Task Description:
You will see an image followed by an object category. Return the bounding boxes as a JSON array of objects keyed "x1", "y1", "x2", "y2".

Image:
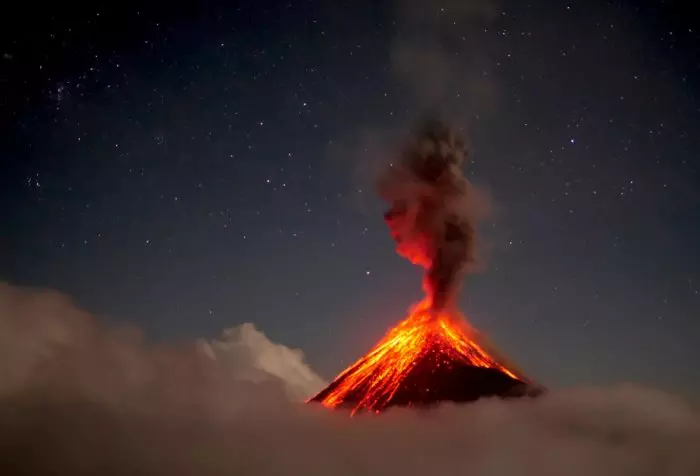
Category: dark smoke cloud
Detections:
[
  {"x1": 328, "y1": 0, "x2": 502, "y2": 191},
  {"x1": 322, "y1": 0, "x2": 506, "y2": 252},
  {"x1": 378, "y1": 120, "x2": 489, "y2": 310},
  {"x1": 1, "y1": 283, "x2": 700, "y2": 475},
  {"x1": 331, "y1": 0, "x2": 503, "y2": 280},
  {"x1": 358, "y1": 0, "x2": 511, "y2": 313}
]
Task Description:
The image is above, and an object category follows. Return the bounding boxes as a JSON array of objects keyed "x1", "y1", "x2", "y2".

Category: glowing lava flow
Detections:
[{"x1": 310, "y1": 298, "x2": 520, "y2": 415}]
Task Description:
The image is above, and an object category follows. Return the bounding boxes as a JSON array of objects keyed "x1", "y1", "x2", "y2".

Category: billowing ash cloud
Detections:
[
  {"x1": 378, "y1": 119, "x2": 488, "y2": 310},
  {"x1": 1, "y1": 282, "x2": 699, "y2": 475}
]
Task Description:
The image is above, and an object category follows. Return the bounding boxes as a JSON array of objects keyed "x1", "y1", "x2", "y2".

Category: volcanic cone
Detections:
[{"x1": 309, "y1": 121, "x2": 543, "y2": 414}]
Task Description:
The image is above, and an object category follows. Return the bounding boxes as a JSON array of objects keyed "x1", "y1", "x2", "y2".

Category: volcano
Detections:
[
  {"x1": 309, "y1": 299, "x2": 543, "y2": 415},
  {"x1": 309, "y1": 120, "x2": 543, "y2": 414}
]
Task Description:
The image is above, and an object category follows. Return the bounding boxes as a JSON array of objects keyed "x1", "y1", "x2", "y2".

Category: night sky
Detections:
[{"x1": 2, "y1": 1, "x2": 699, "y2": 399}]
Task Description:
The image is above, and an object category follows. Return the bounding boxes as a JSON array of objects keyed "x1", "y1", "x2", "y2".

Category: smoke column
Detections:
[{"x1": 377, "y1": 119, "x2": 481, "y2": 312}]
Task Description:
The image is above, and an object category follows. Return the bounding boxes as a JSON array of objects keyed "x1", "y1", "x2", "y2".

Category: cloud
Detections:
[
  {"x1": 197, "y1": 322, "x2": 326, "y2": 401},
  {"x1": 0, "y1": 282, "x2": 699, "y2": 475}
]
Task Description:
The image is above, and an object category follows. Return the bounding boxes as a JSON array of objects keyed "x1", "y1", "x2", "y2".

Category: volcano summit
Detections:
[{"x1": 309, "y1": 121, "x2": 543, "y2": 414}]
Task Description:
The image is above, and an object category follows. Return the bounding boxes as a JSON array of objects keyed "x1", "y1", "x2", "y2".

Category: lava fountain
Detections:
[{"x1": 309, "y1": 120, "x2": 543, "y2": 414}]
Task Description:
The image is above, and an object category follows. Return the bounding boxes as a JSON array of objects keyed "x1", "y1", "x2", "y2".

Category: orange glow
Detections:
[{"x1": 310, "y1": 298, "x2": 520, "y2": 415}]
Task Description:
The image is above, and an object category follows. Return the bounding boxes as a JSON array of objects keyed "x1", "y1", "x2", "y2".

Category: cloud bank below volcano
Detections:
[{"x1": 0, "y1": 282, "x2": 698, "y2": 476}]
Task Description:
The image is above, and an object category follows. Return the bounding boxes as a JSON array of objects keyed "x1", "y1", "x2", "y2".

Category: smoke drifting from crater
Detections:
[
  {"x1": 377, "y1": 120, "x2": 489, "y2": 311},
  {"x1": 390, "y1": 0, "x2": 500, "y2": 117}
]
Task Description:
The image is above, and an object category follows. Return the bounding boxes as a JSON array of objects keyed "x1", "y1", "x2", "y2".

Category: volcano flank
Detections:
[
  {"x1": 308, "y1": 300, "x2": 543, "y2": 414},
  {"x1": 312, "y1": 353, "x2": 535, "y2": 411}
]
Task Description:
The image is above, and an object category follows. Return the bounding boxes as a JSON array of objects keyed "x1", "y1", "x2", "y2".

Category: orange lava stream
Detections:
[{"x1": 313, "y1": 298, "x2": 519, "y2": 415}]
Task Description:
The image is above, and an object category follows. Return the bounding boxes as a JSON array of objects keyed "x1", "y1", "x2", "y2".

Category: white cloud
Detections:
[
  {"x1": 197, "y1": 322, "x2": 326, "y2": 401},
  {"x1": 0, "y1": 282, "x2": 698, "y2": 476}
]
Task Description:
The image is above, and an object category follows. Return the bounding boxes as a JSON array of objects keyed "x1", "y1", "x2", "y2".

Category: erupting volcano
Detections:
[{"x1": 309, "y1": 120, "x2": 543, "y2": 414}]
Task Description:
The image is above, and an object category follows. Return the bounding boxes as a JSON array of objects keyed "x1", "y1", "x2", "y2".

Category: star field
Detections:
[{"x1": 1, "y1": 0, "x2": 699, "y2": 398}]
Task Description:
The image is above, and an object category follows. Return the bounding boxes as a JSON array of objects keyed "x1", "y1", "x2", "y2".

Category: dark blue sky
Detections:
[{"x1": 2, "y1": 0, "x2": 698, "y2": 398}]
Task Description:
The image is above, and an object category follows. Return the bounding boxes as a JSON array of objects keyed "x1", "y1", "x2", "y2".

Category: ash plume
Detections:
[{"x1": 377, "y1": 119, "x2": 485, "y2": 311}]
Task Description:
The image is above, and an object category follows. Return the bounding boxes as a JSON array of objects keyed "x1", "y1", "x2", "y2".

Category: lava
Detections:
[{"x1": 309, "y1": 298, "x2": 523, "y2": 415}]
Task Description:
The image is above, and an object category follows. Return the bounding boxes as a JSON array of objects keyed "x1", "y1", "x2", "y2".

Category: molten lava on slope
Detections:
[{"x1": 309, "y1": 299, "x2": 541, "y2": 414}]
